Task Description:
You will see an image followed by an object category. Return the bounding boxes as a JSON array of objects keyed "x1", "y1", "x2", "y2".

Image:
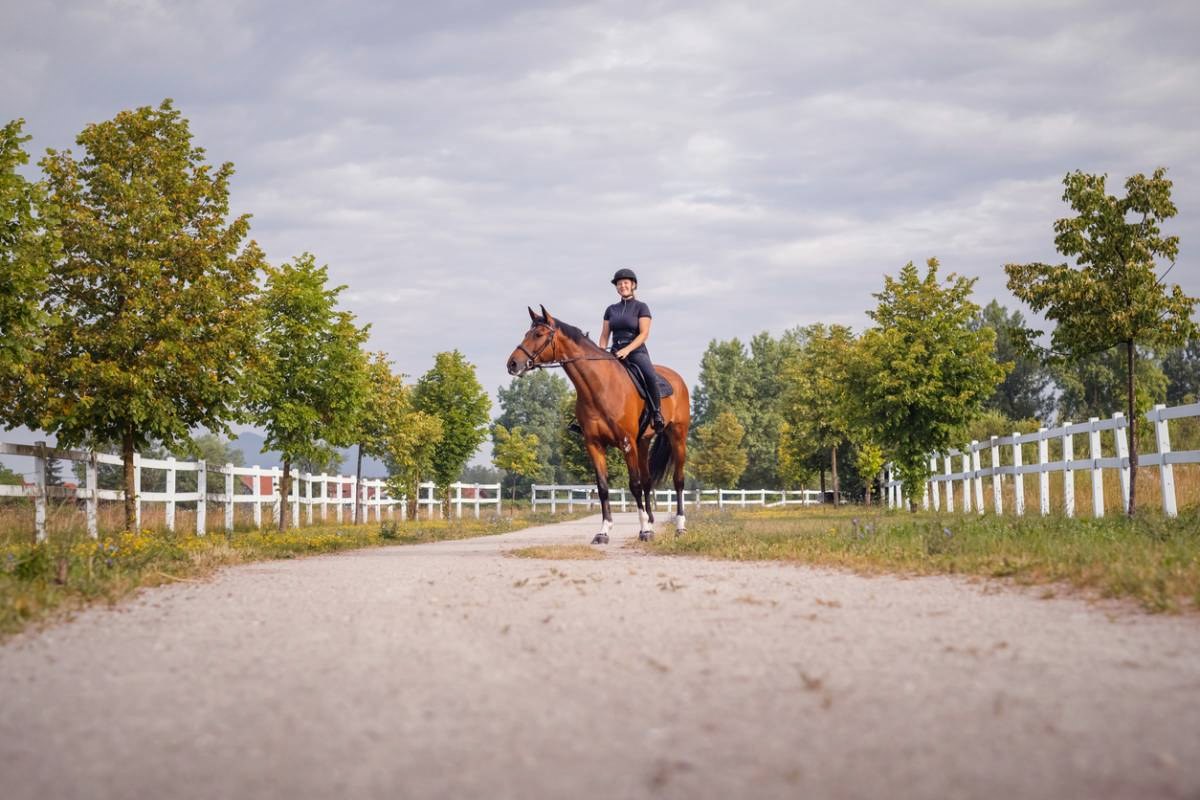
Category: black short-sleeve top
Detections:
[{"x1": 604, "y1": 298, "x2": 652, "y2": 352}]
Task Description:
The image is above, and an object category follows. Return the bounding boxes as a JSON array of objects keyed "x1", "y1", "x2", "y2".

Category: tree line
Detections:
[{"x1": 1, "y1": 101, "x2": 493, "y2": 531}]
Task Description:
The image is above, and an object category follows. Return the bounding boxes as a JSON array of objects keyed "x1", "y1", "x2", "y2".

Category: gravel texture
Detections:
[{"x1": 2, "y1": 511, "x2": 1198, "y2": 800}]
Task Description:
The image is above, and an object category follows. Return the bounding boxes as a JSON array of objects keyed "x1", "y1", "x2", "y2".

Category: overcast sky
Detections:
[{"x1": 3, "y1": 0, "x2": 1199, "y2": 458}]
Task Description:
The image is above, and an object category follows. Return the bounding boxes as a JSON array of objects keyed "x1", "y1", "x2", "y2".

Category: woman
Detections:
[{"x1": 599, "y1": 267, "x2": 666, "y2": 432}]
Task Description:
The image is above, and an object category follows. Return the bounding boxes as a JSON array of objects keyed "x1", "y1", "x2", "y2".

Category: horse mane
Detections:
[{"x1": 546, "y1": 316, "x2": 614, "y2": 359}]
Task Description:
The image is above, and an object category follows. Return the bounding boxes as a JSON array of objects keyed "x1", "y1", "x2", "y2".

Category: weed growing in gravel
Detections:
[
  {"x1": 643, "y1": 507, "x2": 1200, "y2": 613},
  {"x1": 508, "y1": 545, "x2": 605, "y2": 560}
]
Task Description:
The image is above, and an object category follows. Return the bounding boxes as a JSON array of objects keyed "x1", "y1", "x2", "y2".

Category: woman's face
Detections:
[{"x1": 614, "y1": 278, "x2": 635, "y2": 298}]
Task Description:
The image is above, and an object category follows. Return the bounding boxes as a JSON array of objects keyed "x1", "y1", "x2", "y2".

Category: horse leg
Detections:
[
  {"x1": 586, "y1": 440, "x2": 612, "y2": 545},
  {"x1": 638, "y1": 442, "x2": 656, "y2": 524},
  {"x1": 627, "y1": 444, "x2": 654, "y2": 541},
  {"x1": 672, "y1": 427, "x2": 688, "y2": 535}
]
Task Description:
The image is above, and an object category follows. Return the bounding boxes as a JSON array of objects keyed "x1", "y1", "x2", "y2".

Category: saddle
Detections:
[{"x1": 622, "y1": 362, "x2": 674, "y2": 400}]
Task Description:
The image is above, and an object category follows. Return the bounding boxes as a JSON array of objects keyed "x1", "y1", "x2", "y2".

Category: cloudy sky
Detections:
[{"x1": 4, "y1": 0, "x2": 1199, "y2": 454}]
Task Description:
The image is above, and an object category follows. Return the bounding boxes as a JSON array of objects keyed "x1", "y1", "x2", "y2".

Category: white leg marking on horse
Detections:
[
  {"x1": 638, "y1": 508, "x2": 649, "y2": 531},
  {"x1": 601, "y1": 518, "x2": 613, "y2": 535},
  {"x1": 675, "y1": 514, "x2": 686, "y2": 532}
]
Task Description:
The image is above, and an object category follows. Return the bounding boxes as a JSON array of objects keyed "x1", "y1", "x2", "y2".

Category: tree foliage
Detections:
[
  {"x1": 0, "y1": 118, "x2": 56, "y2": 417},
  {"x1": 1163, "y1": 340, "x2": 1200, "y2": 405},
  {"x1": 494, "y1": 371, "x2": 572, "y2": 488},
  {"x1": 689, "y1": 410, "x2": 748, "y2": 488},
  {"x1": 1005, "y1": 168, "x2": 1196, "y2": 514},
  {"x1": 251, "y1": 252, "x2": 370, "y2": 529},
  {"x1": 852, "y1": 258, "x2": 1005, "y2": 496},
  {"x1": 413, "y1": 351, "x2": 491, "y2": 506},
  {"x1": 972, "y1": 300, "x2": 1053, "y2": 422},
  {"x1": 32, "y1": 100, "x2": 265, "y2": 529},
  {"x1": 1054, "y1": 345, "x2": 1166, "y2": 425},
  {"x1": 492, "y1": 424, "x2": 541, "y2": 506}
]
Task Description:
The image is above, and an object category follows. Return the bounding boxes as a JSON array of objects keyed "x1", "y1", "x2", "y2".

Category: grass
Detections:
[
  {"x1": 642, "y1": 506, "x2": 1200, "y2": 613},
  {"x1": 507, "y1": 544, "x2": 606, "y2": 560},
  {"x1": 0, "y1": 509, "x2": 565, "y2": 640}
]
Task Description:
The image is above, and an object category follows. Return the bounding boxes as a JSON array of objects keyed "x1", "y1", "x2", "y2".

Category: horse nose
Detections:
[{"x1": 507, "y1": 358, "x2": 518, "y2": 374}]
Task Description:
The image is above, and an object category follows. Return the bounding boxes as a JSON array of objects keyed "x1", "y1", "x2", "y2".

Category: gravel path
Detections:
[{"x1": 2, "y1": 512, "x2": 1199, "y2": 800}]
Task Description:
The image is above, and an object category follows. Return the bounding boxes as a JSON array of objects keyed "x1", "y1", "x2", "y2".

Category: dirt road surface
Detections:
[{"x1": 2, "y1": 512, "x2": 1199, "y2": 799}]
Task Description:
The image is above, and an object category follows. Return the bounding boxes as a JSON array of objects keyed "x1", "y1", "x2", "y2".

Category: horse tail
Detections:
[{"x1": 649, "y1": 432, "x2": 674, "y2": 489}]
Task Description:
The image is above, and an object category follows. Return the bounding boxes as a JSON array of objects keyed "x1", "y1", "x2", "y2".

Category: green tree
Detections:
[
  {"x1": 251, "y1": 252, "x2": 370, "y2": 530},
  {"x1": 560, "y1": 393, "x2": 629, "y2": 486},
  {"x1": 492, "y1": 424, "x2": 541, "y2": 508},
  {"x1": 779, "y1": 324, "x2": 856, "y2": 502},
  {"x1": 494, "y1": 371, "x2": 572, "y2": 488},
  {"x1": 413, "y1": 351, "x2": 491, "y2": 513},
  {"x1": 689, "y1": 410, "x2": 748, "y2": 488},
  {"x1": 184, "y1": 432, "x2": 246, "y2": 467},
  {"x1": 1053, "y1": 345, "x2": 1166, "y2": 426},
  {"x1": 378, "y1": 388, "x2": 443, "y2": 520},
  {"x1": 1005, "y1": 168, "x2": 1197, "y2": 514},
  {"x1": 1163, "y1": 340, "x2": 1200, "y2": 405},
  {"x1": 0, "y1": 118, "x2": 56, "y2": 420},
  {"x1": 972, "y1": 300, "x2": 1054, "y2": 421},
  {"x1": 33, "y1": 100, "x2": 265, "y2": 530},
  {"x1": 0, "y1": 463, "x2": 21, "y2": 486},
  {"x1": 692, "y1": 338, "x2": 752, "y2": 428},
  {"x1": 852, "y1": 258, "x2": 1006, "y2": 502}
]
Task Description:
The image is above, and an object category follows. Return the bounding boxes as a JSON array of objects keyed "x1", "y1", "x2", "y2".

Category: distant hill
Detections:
[{"x1": 229, "y1": 432, "x2": 391, "y2": 478}]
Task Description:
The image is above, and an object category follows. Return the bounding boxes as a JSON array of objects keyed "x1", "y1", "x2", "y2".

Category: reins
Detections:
[{"x1": 518, "y1": 322, "x2": 617, "y2": 372}]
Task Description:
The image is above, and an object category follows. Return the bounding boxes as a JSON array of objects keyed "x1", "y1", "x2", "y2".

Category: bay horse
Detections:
[{"x1": 506, "y1": 306, "x2": 689, "y2": 544}]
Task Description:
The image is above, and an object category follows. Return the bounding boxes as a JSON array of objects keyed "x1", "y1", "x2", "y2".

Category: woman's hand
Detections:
[{"x1": 615, "y1": 347, "x2": 630, "y2": 360}]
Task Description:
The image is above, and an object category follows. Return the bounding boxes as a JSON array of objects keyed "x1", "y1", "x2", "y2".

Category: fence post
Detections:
[
  {"x1": 252, "y1": 466, "x2": 262, "y2": 528},
  {"x1": 336, "y1": 477, "x2": 344, "y2": 523},
  {"x1": 1062, "y1": 426, "x2": 1074, "y2": 518},
  {"x1": 33, "y1": 441, "x2": 47, "y2": 544},
  {"x1": 1037, "y1": 428, "x2": 1049, "y2": 516},
  {"x1": 475, "y1": 484, "x2": 481, "y2": 518},
  {"x1": 1114, "y1": 412, "x2": 1130, "y2": 513},
  {"x1": 165, "y1": 456, "x2": 177, "y2": 532},
  {"x1": 1153, "y1": 404, "x2": 1178, "y2": 517},
  {"x1": 929, "y1": 457, "x2": 940, "y2": 511},
  {"x1": 86, "y1": 451, "x2": 99, "y2": 539},
  {"x1": 307, "y1": 474, "x2": 314, "y2": 526},
  {"x1": 1087, "y1": 418, "x2": 1104, "y2": 518},
  {"x1": 196, "y1": 460, "x2": 206, "y2": 535},
  {"x1": 320, "y1": 473, "x2": 328, "y2": 522},
  {"x1": 272, "y1": 469, "x2": 281, "y2": 527},
  {"x1": 551, "y1": 485, "x2": 557, "y2": 514},
  {"x1": 224, "y1": 464, "x2": 235, "y2": 532},
  {"x1": 921, "y1": 472, "x2": 929, "y2": 511},
  {"x1": 957, "y1": 452, "x2": 970, "y2": 513},
  {"x1": 455, "y1": 483, "x2": 463, "y2": 518},
  {"x1": 971, "y1": 443, "x2": 984, "y2": 514},
  {"x1": 943, "y1": 455, "x2": 954, "y2": 512},
  {"x1": 291, "y1": 472, "x2": 300, "y2": 529},
  {"x1": 990, "y1": 436, "x2": 1002, "y2": 515},
  {"x1": 1012, "y1": 433, "x2": 1025, "y2": 516},
  {"x1": 133, "y1": 451, "x2": 142, "y2": 530}
]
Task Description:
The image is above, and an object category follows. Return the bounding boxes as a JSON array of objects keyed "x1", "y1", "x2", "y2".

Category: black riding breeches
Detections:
[{"x1": 622, "y1": 349, "x2": 661, "y2": 411}]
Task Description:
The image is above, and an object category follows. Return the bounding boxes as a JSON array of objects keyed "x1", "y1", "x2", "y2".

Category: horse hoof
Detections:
[
  {"x1": 591, "y1": 533, "x2": 609, "y2": 545},
  {"x1": 638, "y1": 530, "x2": 654, "y2": 542}
]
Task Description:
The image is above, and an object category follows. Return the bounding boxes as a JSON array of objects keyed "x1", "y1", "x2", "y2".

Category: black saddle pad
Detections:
[{"x1": 623, "y1": 364, "x2": 674, "y2": 399}]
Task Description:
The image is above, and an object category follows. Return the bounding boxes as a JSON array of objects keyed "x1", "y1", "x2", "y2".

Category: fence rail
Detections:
[
  {"x1": 0, "y1": 440, "x2": 501, "y2": 541},
  {"x1": 882, "y1": 401, "x2": 1200, "y2": 517},
  {"x1": 531, "y1": 485, "x2": 822, "y2": 513}
]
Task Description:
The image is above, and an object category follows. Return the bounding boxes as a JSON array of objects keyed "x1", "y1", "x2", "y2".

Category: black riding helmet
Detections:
[{"x1": 611, "y1": 268, "x2": 638, "y2": 286}]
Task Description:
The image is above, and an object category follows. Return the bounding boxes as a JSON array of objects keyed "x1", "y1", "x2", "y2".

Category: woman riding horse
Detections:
[{"x1": 506, "y1": 303, "x2": 690, "y2": 544}]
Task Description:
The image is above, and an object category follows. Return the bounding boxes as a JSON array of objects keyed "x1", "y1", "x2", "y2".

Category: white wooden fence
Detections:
[
  {"x1": 0, "y1": 440, "x2": 501, "y2": 541},
  {"x1": 531, "y1": 484, "x2": 821, "y2": 513},
  {"x1": 882, "y1": 402, "x2": 1200, "y2": 518}
]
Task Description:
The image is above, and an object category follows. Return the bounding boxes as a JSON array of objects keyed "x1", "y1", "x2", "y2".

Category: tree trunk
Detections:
[
  {"x1": 279, "y1": 458, "x2": 291, "y2": 532},
  {"x1": 820, "y1": 467, "x2": 827, "y2": 504},
  {"x1": 354, "y1": 444, "x2": 364, "y2": 525},
  {"x1": 122, "y1": 426, "x2": 137, "y2": 532},
  {"x1": 831, "y1": 445, "x2": 840, "y2": 506},
  {"x1": 1126, "y1": 339, "x2": 1138, "y2": 517}
]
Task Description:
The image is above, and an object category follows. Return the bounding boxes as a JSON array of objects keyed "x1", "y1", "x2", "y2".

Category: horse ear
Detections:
[
  {"x1": 528, "y1": 306, "x2": 539, "y2": 322},
  {"x1": 540, "y1": 305, "x2": 555, "y2": 324}
]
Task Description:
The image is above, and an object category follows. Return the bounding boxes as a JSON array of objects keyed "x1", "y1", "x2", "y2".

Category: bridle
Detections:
[{"x1": 514, "y1": 321, "x2": 617, "y2": 375}]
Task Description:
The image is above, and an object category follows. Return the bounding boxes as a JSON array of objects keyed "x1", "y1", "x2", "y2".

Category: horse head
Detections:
[{"x1": 507, "y1": 305, "x2": 560, "y2": 376}]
